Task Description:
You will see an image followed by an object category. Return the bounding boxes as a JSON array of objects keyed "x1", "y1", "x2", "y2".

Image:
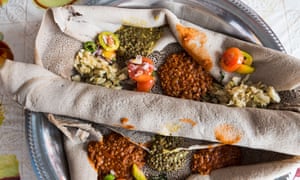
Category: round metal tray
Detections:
[{"x1": 25, "y1": 0, "x2": 286, "y2": 179}]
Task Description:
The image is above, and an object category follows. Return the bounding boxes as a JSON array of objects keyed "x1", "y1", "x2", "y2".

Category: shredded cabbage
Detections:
[
  {"x1": 71, "y1": 49, "x2": 127, "y2": 89},
  {"x1": 207, "y1": 76, "x2": 281, "y2": 108}
]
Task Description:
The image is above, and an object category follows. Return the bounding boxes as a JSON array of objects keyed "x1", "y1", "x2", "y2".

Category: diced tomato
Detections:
[
  {"x1": 136, "y1": 77, "x2": 155, "y2": 92},
  {"x1": 127, "y1": 56, "x2": 155, "y2": 82},
  {"x1": 220, "y1": 47, "x2": 243, "y2": 72},
  {"x1": 141, "y1": 57, "x2": 154, "y2": 66},
  {"x1": 128, "y1": 56, "x2": 155, "y2": 92},
  {"x1": 133, "y1": 74, "x2": 153, "y2": 82}
]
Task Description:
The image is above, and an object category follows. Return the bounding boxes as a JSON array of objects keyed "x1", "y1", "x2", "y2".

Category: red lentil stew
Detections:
[
  {"x1": 87, "y1": 133, "x2": 146, "y2": 179},
  {"x1": 192, "y1": 145, "x2": 241, "y2": 175},
  {"x1": 158, "y1": 52, "x2": 213, "y2": 100}
]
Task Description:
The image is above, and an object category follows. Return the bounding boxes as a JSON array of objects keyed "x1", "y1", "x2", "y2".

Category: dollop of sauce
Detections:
[
  {"x1": 176, "y1": 24, "x2": 213, "y2": 72},
  {"x1": 214, "y1": 123, "x2": 242, "y2": 144}
]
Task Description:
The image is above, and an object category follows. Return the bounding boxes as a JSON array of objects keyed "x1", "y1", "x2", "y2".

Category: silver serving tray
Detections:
[{"x1": 25, "y1": 0, "x2": 286, "y2": 179}]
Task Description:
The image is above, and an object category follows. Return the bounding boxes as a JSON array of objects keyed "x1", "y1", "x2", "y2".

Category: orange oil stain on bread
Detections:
[
  {"x1": 214, "y1": 123, "x2": 242, "y2": 144},
  {"x1": 119, "y1": 117, "x2": 135, "y2": 130},
  {"x1": 120, "y1": 117, "x2": 129, "y2": 124},
  {"x1": 180, "y1": 118, "x2": 197, "y2": 127},
  {"x1": 176, "y1": 24, "x2": 213, "y2": 72},
  {"x1": 122, "y1": 124, "x2": 135, "y2": 130}
]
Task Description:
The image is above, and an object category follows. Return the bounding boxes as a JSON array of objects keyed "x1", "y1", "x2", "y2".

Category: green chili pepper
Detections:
[
  {"x1": 241, "y1": 50, "x2": 253, "y2": 66},
  {"x1": 83, "y1": 41, "x2": 97, "y2": 53},
  {"x1": 132, "y1": 164, "x2": 147, "y2": 180},
  {"x1": 98, "y1": 31, "x2": 120, "y2": 51},
  {"x1": 103, "y1": 174, "x2": 115, "y2": 180}
]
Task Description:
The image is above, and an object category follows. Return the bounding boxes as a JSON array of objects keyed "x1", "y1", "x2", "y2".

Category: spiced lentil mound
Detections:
[
  {"x1": 158, "y1": 52, "x2": 213, "y2": 100},
  {"x1": 87, "y1": 132, "x2": 146, "y2": 179},
  {"x1": 192, "y1": 145, "x2": 241, "y2": 175}
]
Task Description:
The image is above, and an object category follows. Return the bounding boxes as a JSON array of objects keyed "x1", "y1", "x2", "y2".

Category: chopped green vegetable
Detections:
[
  {"x1": 72, "y1": 49, "x2": 127, "y2": 89},
  {"x1": 0, "y1": 32, "x2": 3, "y2": 41},
  {"x1": 152, "y1": 71, "x2": 157, "y2": 77},
  {"x1": 83, "y1": 41, "x2": 97, "y2": 53},
  {"x1": 147, "y1": 136, "x2": 188, "y2": 172},
  {"x1": 132, "y1": 164, "x2": 147, "y2": 180},
  {"x1": 149, "y1": 173, "x2": 167, "y2": 180},
  {"x1": 219, "y1": 70, "x2": 225, "y2": 83},
  {"x1": 115, "y1": 25, "x2": 163, "y2": 65},
  {"x1": 98, "y1": 31, "x2": 120, "y2": 51},
  {"x1": 103, "y1": 174, "x2": 115, "y2": 180}
]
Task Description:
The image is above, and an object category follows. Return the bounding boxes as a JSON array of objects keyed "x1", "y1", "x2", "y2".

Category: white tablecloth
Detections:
[{"x1": 0, "y1": 0, "x2": 299, "y2": 179}]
